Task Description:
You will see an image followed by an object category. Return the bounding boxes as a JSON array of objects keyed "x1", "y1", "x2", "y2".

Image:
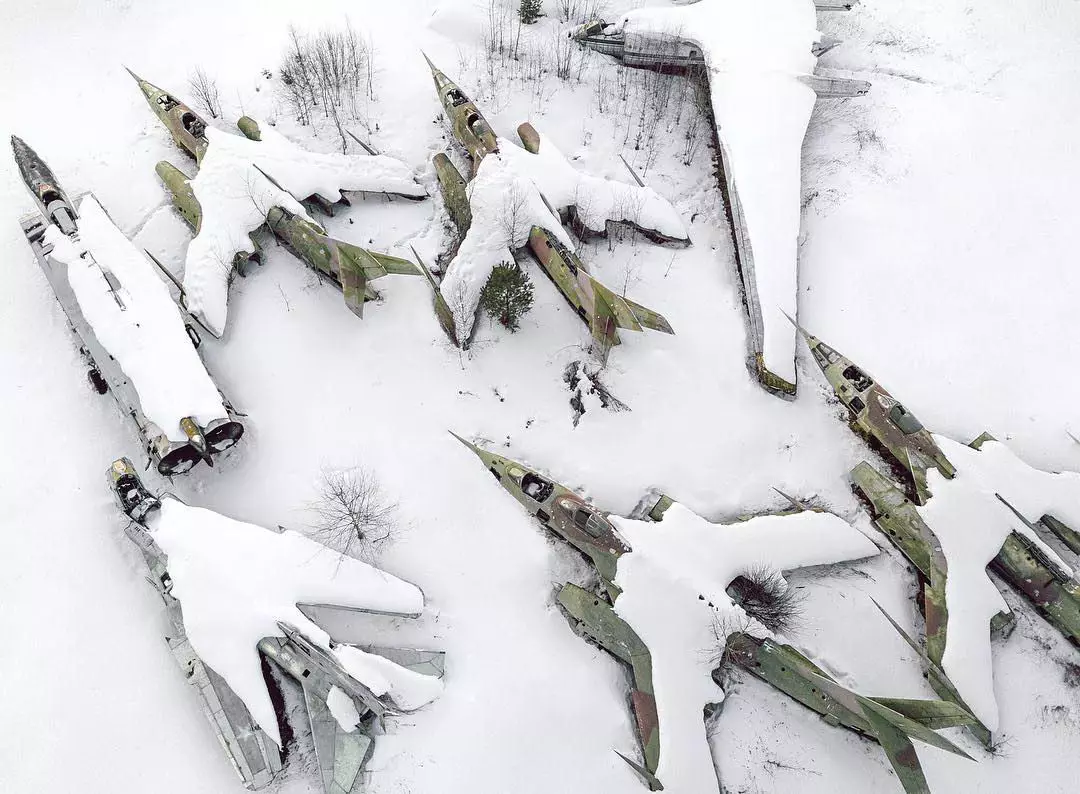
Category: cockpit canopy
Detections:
[
  {"x1": 521, "y1": 472, "x2": 555, "y2": 503},
  {"x1": 842, "y1": 364, "x2": 874, "y2": 393},
  {"x1": 888, "y1": 403, "x2": 924, "y2": 435},
  {"x1": 445, "y1": 88, "x2": 468, "y2": 108}
]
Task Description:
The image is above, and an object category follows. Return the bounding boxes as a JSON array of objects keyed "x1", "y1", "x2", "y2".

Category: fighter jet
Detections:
[
  {"x1": 791, "y1": 319, "x2": 956, "y2": 504},
  {"x1": 573, "y1": 1, "x2": 870, "y2": 395},
  {"x1": 128, "y1": 70, "x2": 427, "y2": 336},
  {"x1": 108, "y1": 458, "x2": 445, "y2": 793},
  {"x1": 13, "y1": 136, "x2": 243, "y2": 475},
  {"x1": 452, "y1": 433, "x2": 880, "y2": 791},
  {"x1": 853, "y1": 455, "x2": 1080, "y2": 677},
  {"x1": 722, "y1": 632, "x2": 977, "y2": 794},
  {"x1": 423, "y1": 56, "x2": 685, "y2": 361}
]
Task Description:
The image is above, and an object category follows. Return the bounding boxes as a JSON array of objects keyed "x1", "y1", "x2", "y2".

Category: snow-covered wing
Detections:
[
  {"x1": 611, "y1": 504, "x2": 877, "y2": 789},
  {"x1": 303, "y1": 675, "x2": 372, "y2": 794},
  {"x1": 184, "y1": 123, "x2": 424, "y2": 335},
  {"x1": 151, "y1": 498, "x2": 425, "y2": 747},
  {"x1": 438, "y1": 148, "x2": 572, "y2": 342},
  {"x1": 916, "y1": 436, "x2": 1079, "y2": 730},
  {"x1": 43, "y1": 195, "x2": 228, "y2": 442},
  {"x1": 334, "y1": 645, "x2": 444, "y2": 712},
  {"x1": 500, "y1": 129, "x2": 687, "y2": 242}
]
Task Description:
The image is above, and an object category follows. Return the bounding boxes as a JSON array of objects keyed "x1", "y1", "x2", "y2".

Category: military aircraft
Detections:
[
  {"x1": 853, "y1": 453, "x2": 1080, "y2": 694},
  {"x1": 452, "y1": 433, "x2": 888, "y2": 792},
  {"x1": 127, "y1": 69, "x2": 427, "y2": 336},
  {"x1": 13, "y1": 135, "x2": 243, "y2": 475},
  {"x1": 107, "y1": 457, "x2": 445, "y2": 793},
  {"x1": 423, "y1": 56, "x2": 683, "y2": 361},
  {"x1": 573, "y1": 1, "x2": 869, "y2": 396},
  {"x1": 790, "y1": 318, "x2": 956, "y2": 504},
  {"x1": 722, "y1": 632, "x2": 977, "y2": 794}
]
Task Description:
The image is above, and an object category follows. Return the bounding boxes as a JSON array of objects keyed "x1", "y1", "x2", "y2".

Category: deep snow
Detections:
[{"x1": 2, "y1": 1, "x2": 1080, "y2": 793}]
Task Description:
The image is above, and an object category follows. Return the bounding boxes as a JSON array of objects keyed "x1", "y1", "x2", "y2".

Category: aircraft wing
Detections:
[
  {"x1": 301, "y1": 675, "x2": 373, "y2": 794},
  {"x1": 860, "y1": 705, "x2": 932, "y2": 794},
  {"x1": 181, "y1": 124, "x2": 424, "y2": 336},
  {"x1": 706, "y1": 69, "x2": 817, "y2": 390}
]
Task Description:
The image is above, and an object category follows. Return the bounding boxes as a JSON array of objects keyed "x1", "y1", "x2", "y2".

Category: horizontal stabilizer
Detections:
[
  {"x1": 861, "y1": 707, "x2": 931, "y2": 794},
  {"x1": 622, "y1": 294, "x2": 674, "y2": 334},
  {"x1": 591, "y1": 277, "x2": 643, "y2": 333},
  {"x1": 365, "y1": 250, "x2": 422, "y2": 277},
  {"x1": 615, "y1": 750, "x2": 664, "y2": 791},
  {"x1": 866, "y1": 697, "x2": 977, "y2": 730},
  {"x1": 856, "y1": 691, "x2": 974, "y2": 761},
  {"x1": 362, "y1": 647, "x2": 446, "y2": 679},
  {"x1": 302, "y1": 678, "x2": 373, "y2": 794}
]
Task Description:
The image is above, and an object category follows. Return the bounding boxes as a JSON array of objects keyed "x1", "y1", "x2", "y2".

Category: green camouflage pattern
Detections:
[
  {"x1": 432, "y1": 153, "x2": 472, "y2": 240},
  {"x1": 792, "y1": 320, "x2": 955, "y2": 503},
  {"x1": 422, "y1": 54, "x2": 499, "y2": 171},
  {"x1": 1039, "y1": 513, "x2": 1080, "y2": 555},
  {"x1": 558, "y1": 583, "x2": 662, "y2": 790},
  {"x1": 723, "y1": 632, "x2": 976, "y2": 794},
  {"x1": 409, "y1": 246, "x2": 458, "y2": 345},
  {"x1": 451, "y1": 432, "x2": 629, "y2": 597},
  {"x1": 127, "y1": 67, "x2": 209, "y2": 162},
  {"x1": 527, "y1": 226, "x2": 673, "y2": 364}
]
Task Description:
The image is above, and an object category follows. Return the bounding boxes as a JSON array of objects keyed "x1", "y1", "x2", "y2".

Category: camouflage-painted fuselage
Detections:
[
  {"x1": 723, "y1": 632, "x2": 976, "y2": 794},
  {"x1": 423, "y1": 54, "x2": 498, "y2": 172},
  {"x1": 527, "y1": 226, "x2": 673, "y2": 362},
  {"x1": 452, "y1": 434, "x2": 663, "y2": 785},
  {"x1": 128, "y1": 68, "x2": 209, "y2": 162},
  {"x1": 798, "y1": 327, "x2": 955, "y2": 503}
]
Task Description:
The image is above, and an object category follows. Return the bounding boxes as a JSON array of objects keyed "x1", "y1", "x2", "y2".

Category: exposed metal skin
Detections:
[
  {"x1": 422, "y1": 53, "x2": 499, "y2": 171},
  {"x1": 527, "y1": 226, "x2": 674, "y2": 363},
  {"x1": 11, "y1": 134, "x2": 78, "y2": 234},
  {"x1": 432, "y1": 152, "x2": 472, "y2": 240},
  {"x1": 450, "y1": 432, "x2": 630, "y2": 598},
  {"x1": 126, "y1": 67, "x2": 210, "y2": 162},
  {"x1": 107, "y1": 459, "x2": 282, "y2": 788},
  {"x1": 153, "y1": 133, "x2": 421, "y2": 323},
  {"x1": 722, "y1": 632, "x2": 976, "y2": 794},
  {"x1": 107, "y1": 460, "x2": 445, "y2": 793},
  {"x1": 792, "y1": 319, "x2": 955, "y2": 504},
  {"x1": 557, "y1": 583, "x2": 662, "y2": 790},
  {"x1": 13, "y1": 138, "x2": 243, "y2": 475}
]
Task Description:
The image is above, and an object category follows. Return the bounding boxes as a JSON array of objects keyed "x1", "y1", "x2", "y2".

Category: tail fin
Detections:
[{"x1": 335, "y1": 241, "x2": 420, "y2": 319}]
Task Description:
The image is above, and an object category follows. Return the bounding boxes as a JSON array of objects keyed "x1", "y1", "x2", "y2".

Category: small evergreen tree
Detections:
[
  {"x1": 480, "y1": 263, "x2": 534, "y2": 331},
  {"x1": 519, "y1": 0, "x2": 543, "y2": 24}
]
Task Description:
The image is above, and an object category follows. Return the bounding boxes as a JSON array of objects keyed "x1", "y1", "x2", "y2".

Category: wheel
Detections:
[{"x1": 87, "y1": 368, "x2": 108, "y2": 394}]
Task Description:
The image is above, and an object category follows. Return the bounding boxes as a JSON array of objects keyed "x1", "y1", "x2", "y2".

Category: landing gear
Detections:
[{"x1": 87, "y1": 368, "x2": 108, "y2": 394}]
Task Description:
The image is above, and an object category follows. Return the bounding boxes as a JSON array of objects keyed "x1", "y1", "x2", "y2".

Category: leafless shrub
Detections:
[
  {"x1": 726, "y1": 565, "x2": 804, "y2": 634},
  {"x1": 555, "y1": 0, "x2": 608, "y2": 24},
  {"x1": 310, "y1": 466, "x2": 397, "y2": 559},
  {"x1": 500, "y1": 182, "x2": 530, "y2": 248},
  {"x1": 188, "y1": 67, "x2": 222, "y2": 119},
  {"x1": 278, "y1": 22, "x2": 372, "y2": 150}
]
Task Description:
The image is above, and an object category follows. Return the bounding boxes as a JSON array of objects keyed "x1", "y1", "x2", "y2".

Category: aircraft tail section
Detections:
[
  {"x1": 865, "y1": 697, "x2": 976, "y2": 730},
  {"x1": 301, "y1": 677, "x2": 373, "y2": 794},
  {"x1": 334, "y1": 241, "x2": 420, "y2": 319},
  {"x1": 621, "y1": 294, "x2": 674, "y2": 335}
]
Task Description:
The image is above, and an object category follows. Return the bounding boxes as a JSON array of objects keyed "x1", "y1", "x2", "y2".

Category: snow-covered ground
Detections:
[{"x1": 2, "y1": 1, "x2": 1079, "y2": 793}]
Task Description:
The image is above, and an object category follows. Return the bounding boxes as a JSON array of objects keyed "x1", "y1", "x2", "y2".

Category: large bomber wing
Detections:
[
  {"x1": 130, "y1": 72, "x2": 426, "y2": 336},
  {"x1": 571, "y1": 2, "x2": 868, "y2": 395},
  {"x1": 724, "y1": 632, "x2": 976, "y2": 794},
  {"x1": 13, "y1": 136, "x2": 243, "y2": 475}
]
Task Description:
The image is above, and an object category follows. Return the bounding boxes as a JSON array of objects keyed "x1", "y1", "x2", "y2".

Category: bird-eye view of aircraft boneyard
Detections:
[{"x1": 6, "y1": 1, "x2": 1080, "y2": 793}]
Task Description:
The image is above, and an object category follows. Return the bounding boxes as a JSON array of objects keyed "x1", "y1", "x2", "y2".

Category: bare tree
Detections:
[
  {"x1": 310, "y1": 466, "x2": 397, "y2": 559},
  {"x1": 500, "y1": 182, "x2": 530, "y2": 248},
  {"x1": 726, "y1": 565, "x2": 804, "y2": 634},
  {"x1": 188, "y1": 67, "x2": 222, "y2": 119}
]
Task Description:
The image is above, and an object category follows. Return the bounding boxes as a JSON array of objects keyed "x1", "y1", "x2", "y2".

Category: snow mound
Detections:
[
  {"x1": 43, "y1": 195, "x2": 228, "y2": 442},
  {"x1": 917, "y1": 435, "x2": 1079, "y2": 729},
  {"x1": 152, "y1": 498, "x2": 425, "y2": 747},
  {"x1": 185, "y1": 123, "x2": 425, "y2": 335},
  {"x1": 334, "y1": 645, "x2": 444, "y2": 711},
  {"x1": 612, "y1": 504, "x2": 877, "y2": 792},
  {"x1": 327, "y1": 685, "x2": 362, "y2": 731},
  {"x1": 618, "y1": 0, "x2": 821, "y2": 384}
]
